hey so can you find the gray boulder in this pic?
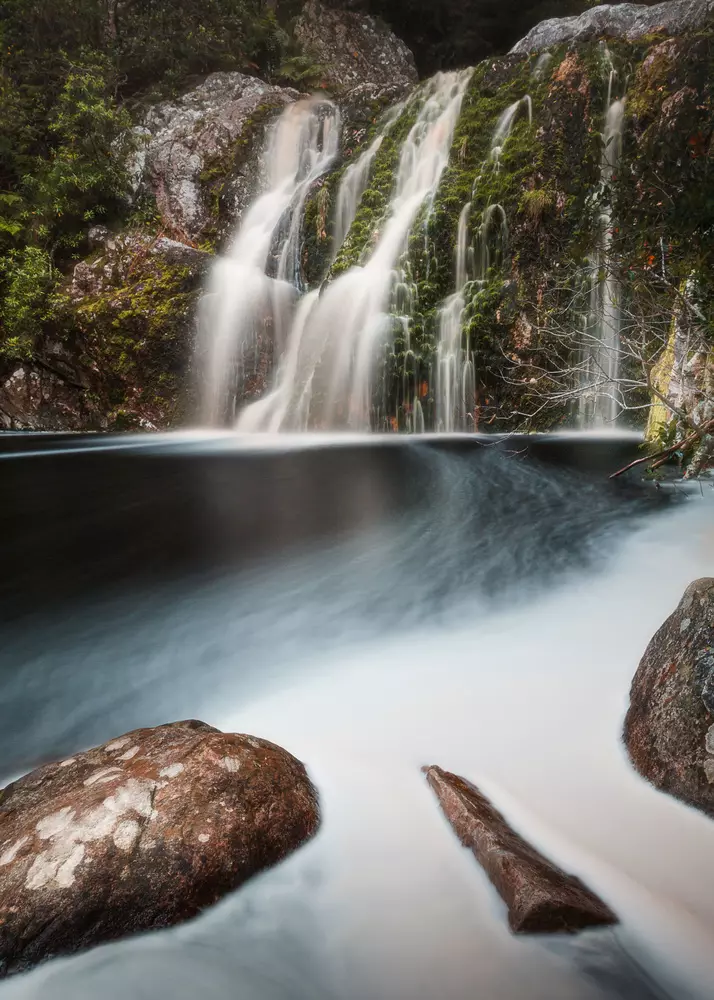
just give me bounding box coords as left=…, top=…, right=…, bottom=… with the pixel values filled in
left=137, top=73, right=301, bottom=240
left=624, top=578, right=714, bottom=817
left=511, top=0, right=714, bottom=54
left=295, top=0, right=417, bottom=97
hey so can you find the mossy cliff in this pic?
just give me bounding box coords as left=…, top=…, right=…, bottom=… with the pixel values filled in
left=298, top=23, right=713, bottom=439
left=3, top=2, right=712, bottom=442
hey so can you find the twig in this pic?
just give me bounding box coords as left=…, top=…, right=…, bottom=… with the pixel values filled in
left=609, top=418, right=714, bottom=479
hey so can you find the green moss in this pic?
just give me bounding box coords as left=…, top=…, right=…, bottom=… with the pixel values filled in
left=66, top=251, right=201, bottom=428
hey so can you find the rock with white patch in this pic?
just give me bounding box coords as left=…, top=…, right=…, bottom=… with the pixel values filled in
left=624, top=578, right=714, bottom=817
left=0, top=720, right=319, bottom=978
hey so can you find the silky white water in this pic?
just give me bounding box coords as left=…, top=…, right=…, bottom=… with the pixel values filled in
left=1, top=446, right=713, bottom=1000
left=239, top=71, right=473, bottom=432
left=434, top=93, right=523, bottom=432
left=198, top=98, right=340, bottom=424
left=580, top=58, right=625, bottom=428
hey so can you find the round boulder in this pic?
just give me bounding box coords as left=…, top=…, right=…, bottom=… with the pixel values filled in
left=624, top=578, right=714, bottom=817
left=0, top=720, right=319, bottom=977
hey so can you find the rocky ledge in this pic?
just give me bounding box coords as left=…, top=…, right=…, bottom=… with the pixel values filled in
left=424, top=766, right=617, bottom=933
left=511, top=0, right=714, bottom=54
left=624, top=578, right=714, bottom=817
left=0, top=720, right=319, bottom=977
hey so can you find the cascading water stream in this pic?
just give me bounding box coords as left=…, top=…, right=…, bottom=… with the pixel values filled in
left=197, top=98, right=340, bottom=424
left=434, top=97, right=525, bottom=432
left=239, top=71, right=473, bottom=432
left=333, top=103, right=404, bottom=254
left=490, top=95, right=532, bottom=169
left=579, top=56, right=625, bottom=428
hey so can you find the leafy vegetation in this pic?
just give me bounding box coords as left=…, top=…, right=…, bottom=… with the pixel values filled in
left=0, top=0, right=289, bottom=360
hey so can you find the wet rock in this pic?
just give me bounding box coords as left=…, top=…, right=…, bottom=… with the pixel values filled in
left=423, top=766, right=617, bottom=933
left=295, top=0, right=417, bottom=98
left=511, top=0, right=714, bottom=55
left=0, top=720, right=319, bottom=977
left=624, top=578, right=714, bottom=817
left=137, top=73, right=301, bottom=240
left=0, top=363, right=88, bottom=432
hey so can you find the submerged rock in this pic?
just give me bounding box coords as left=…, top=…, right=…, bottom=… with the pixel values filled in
left=511, top=0, right=714, bottom=54
left=423, top=766, right=617, bottom=933
left=0, top=720, right=319, bottom=978
left=624, top=578, right=714, bottom=817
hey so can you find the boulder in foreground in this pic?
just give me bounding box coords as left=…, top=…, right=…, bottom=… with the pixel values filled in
left=624, top=578, right=714, bottom=818
left=423, top=765, right=617, bottom=934
left=0, top=720, right=319, bottom=977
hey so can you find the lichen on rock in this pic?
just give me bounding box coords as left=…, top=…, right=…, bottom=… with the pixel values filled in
left=0, top=720, right=320, bottom=978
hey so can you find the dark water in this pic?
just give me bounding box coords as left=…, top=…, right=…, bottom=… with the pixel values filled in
left=0, top=432, right=712, bottom=1000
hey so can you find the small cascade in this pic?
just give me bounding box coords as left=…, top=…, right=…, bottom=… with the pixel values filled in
left=435, top=203, right=471, bottom=432
left=239, top=70, right=473, bottom=432
left=579, top=54, right=625, bottom=428
left=434, top=92, right=528, bottom=432
left=532, top=52, right=553, bottom=80
left=490, top=95, right=532, bottom=168
left=333, top=103, right=404, bottom=253
left=198, top=97, right=340, bottom=424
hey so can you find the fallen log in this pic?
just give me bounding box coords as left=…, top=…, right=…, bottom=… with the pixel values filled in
left=423, top=765, right=617, bottom=934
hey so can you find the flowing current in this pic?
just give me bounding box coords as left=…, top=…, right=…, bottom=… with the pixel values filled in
left=1, top=435, right=713, bottom=1000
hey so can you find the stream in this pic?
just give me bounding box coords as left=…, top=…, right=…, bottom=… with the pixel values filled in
left=1, top=432, right=713, bottom=1000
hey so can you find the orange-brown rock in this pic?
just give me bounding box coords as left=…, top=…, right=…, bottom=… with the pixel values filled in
left=423, top=765, right=617, bottom=934
left=0, top=720, right=319, bottom=977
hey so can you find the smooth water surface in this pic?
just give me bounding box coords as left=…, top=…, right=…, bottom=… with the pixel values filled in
left=0, top=433, right=712, bottom=1000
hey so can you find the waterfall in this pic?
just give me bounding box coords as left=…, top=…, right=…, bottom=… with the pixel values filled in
left=197, top=97, right=340, bottom=425
left=333, top=103, right=404, bottom=253
left=579, top=63, right=625, bottom=428
left=239, top=70, right=473, bottom=432
left=490, top=95, right=532, bottom=169
left=434, top=94, right=526, bottom=432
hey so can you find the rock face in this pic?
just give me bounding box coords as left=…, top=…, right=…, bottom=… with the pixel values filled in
left=295, top=0, right=417, bottom=98
left=0, top=231, right=211, bottom=432
left=423, top=766, right=617, bottom=933
left=624, top=579, right=714, bottom=817
left=137, top=73, right=302, bottom=241
left=0, top=720, right=319, bottom=977
left=511, top=0, right=714, bottom=54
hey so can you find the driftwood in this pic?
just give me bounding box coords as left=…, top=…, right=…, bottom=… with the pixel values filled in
left=423, top=766, right=617, bottom=934
left=609, top=417, right=714, bottom=480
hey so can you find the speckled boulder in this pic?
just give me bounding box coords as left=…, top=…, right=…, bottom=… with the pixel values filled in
left=0, top=720, right=319, bottom=978
left=625, top=578, right=714, bottom=817
left=136, top=73, right=301, bottom=240
left=511, top=0, right=714, bottom=54
left=295, top=0, right=417, bottom=98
